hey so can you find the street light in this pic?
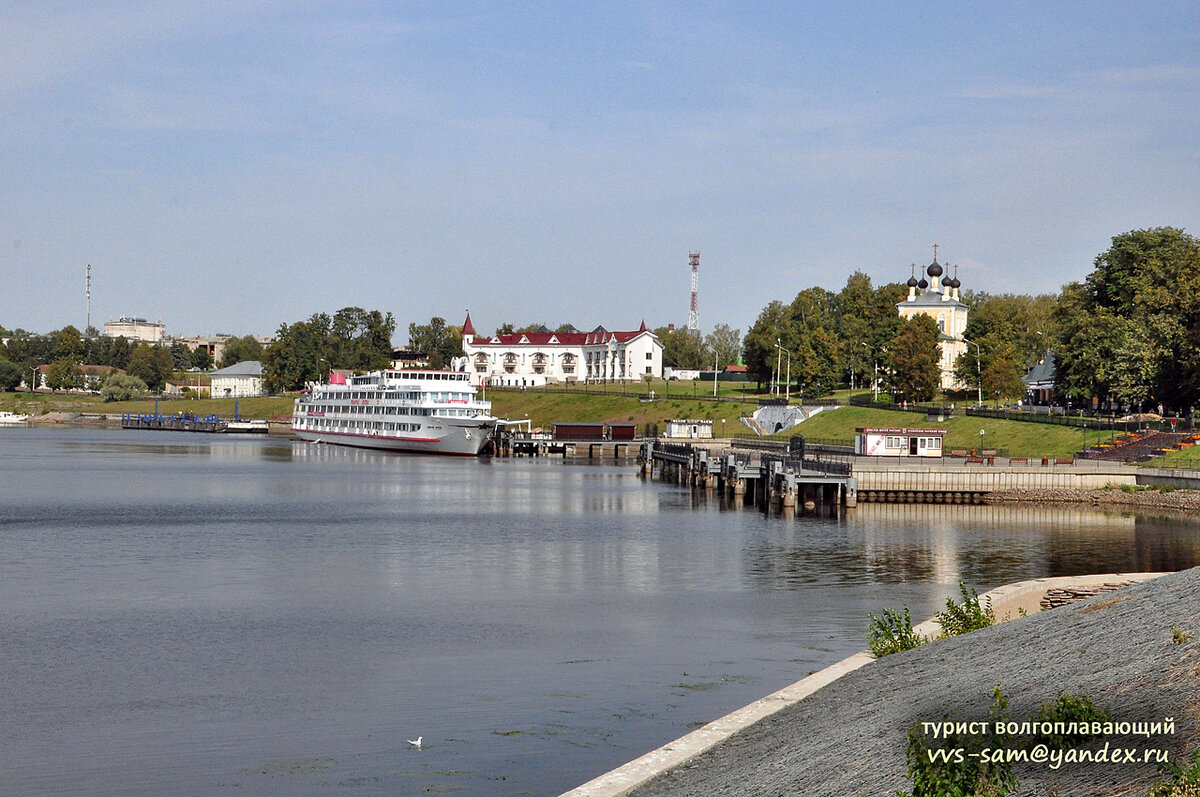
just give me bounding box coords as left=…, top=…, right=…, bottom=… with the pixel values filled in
left=775, top=341, right=792, bottom=402
left=979, top=428, right=985, bottom=455
left=774, top=338, right=782, bottom=396
left=961, top=337, right=982, bottom=408
left=862, top=343, right=880, bottom=402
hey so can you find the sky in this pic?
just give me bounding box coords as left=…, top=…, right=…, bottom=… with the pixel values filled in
left=3, top=1, right=1198, bottom=342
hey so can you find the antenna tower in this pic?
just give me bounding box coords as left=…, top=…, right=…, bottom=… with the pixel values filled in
left=86, top=264, right=92, bottom=333
left=687, top=251, right=700, bottom=339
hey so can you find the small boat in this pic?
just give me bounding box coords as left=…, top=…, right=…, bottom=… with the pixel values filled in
left=0, top=411, right=30, bottom=424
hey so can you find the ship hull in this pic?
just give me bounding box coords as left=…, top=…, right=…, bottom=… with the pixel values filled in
left=293, top=418, right=496, bottom=456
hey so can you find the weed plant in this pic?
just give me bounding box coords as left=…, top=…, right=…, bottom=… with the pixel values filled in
left=935, top=582, right=996, bottom=638
left=1150, top=747, right=1200, bottom=796
left=1029, top=691, right=1110, bottom=750
left=865, top=606, right=925, bottom=658
left=900, top=685, right=1017, bottom=797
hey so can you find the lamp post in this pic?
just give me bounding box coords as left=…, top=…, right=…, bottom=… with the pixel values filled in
left=979, top=428, right=985, bottom=456
left=775, top=338, right=782, bottom=396
left=775, top=341, right=792, bottom=402
left=713, top=348, right=719, bottom=397
left=962, top=337, right=982, bottom=408
left=861, top=343, right=880, bottom=402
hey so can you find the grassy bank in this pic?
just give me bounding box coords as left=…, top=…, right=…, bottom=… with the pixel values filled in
left=7, top=384, right=1197, bottom=466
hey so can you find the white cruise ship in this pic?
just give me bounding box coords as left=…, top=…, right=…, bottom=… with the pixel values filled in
left=292, top=369, right=500, bottom=456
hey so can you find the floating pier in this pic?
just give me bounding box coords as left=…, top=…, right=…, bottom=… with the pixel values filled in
left=122, top=412, right=228, bottom=433
left=639, top=439, right=857, bottom=513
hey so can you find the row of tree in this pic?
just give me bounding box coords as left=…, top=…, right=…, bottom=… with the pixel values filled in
left=6, top=228, right=1196, bottom=412
left=734, top=227, right=1199, bottom=413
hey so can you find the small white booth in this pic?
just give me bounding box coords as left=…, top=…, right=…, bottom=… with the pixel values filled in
left=855, top=427, right=946, bottom=458
left=666, top=419, right=713, bottom=439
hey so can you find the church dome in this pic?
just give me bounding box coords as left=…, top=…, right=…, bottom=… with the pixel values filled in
left=906, top=275, right=919, bottom=288
left=927, top=260, right=943, bottom=278
left=948, top=276, right=960, bottom=289
left=918, top=277, right=929, bottom=290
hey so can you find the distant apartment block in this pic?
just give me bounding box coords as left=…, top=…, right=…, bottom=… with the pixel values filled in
left=104, top=316, right=165, bottom=343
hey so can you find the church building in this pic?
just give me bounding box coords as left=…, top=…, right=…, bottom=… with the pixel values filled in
left=896, top=249, right=969, bottom=391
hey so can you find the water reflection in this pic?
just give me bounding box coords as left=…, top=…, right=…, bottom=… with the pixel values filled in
left=5, top=429, right=1200, bottom=797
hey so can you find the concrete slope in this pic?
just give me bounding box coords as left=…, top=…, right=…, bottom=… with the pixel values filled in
left=617, top=568, right=1200, bottom=797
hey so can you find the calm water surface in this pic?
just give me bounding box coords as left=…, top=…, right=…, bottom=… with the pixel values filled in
left=3, top=428, right=1199, bottom=796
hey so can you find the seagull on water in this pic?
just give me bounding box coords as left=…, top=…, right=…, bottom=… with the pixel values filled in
left=407, top=736, right=422, bottom=749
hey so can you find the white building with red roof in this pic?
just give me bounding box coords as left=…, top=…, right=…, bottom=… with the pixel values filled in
left=457, top=312, right=662, bottom=387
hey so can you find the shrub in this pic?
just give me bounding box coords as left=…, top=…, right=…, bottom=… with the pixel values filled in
left=1029, top=691, right=1109, bottom=750
left=1149, top=747, right=1200, bottom=796
left=935, top=582, right=995, bottom=638
left=865, top=606, right=925, bottom=658
left=901, top=685, right=1017, bottom=797
left=101, top=373, right=149, bottom=402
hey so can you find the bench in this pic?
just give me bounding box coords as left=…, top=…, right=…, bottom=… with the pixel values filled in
left=1010, top=457, right=1028, bottom=464
left=951, top=449, right=969, bottom=457
left=982, top=449, right=997, bottom=457
left=1056, top=458, right=1074, bottom=465
left=965, top=456, right=985, bottom=464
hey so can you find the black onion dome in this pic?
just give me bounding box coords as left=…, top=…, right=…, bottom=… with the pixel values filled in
left=918, top=277, right=929, bottom=290
left=906, top=276, right=919, bottom=288
left=949, top=276, right=960, bottom=289
left=927, top=260, right=943, bottom=277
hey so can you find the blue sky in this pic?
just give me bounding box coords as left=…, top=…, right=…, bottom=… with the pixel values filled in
left=3, top=1, right=1198, bottom=341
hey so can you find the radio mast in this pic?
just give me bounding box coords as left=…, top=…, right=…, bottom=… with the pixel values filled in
left=688, top=251, right=700, bottom=339
left=86, top=264, right=92, bottom=333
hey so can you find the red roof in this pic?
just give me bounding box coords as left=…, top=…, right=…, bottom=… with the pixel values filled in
left=462, top=311, right=476, bottom=337
left=467, top=329, right=652, bottom=347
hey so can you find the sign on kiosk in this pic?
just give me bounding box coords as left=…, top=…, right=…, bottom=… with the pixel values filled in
left=855, top=427, right=947, bottom=458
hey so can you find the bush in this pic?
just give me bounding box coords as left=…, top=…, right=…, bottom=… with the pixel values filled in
left=1150, top=746, right=1200, bottom=796
left=0, top=359, right=21, bottom=391
left=101, top=373, right=149, bottom=402
left=935, top=582, right=996, bottom=638
left=865, top=606, right=925, bottom=658
left=902, top=685, right=1017, bottom=797
left=1029, top=691, right=1109, bottom=750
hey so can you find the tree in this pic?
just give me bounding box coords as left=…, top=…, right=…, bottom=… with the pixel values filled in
left=52, top=326, right=85, bottom=363
left=127, top=344, right=174, bottom=392
left=654, top=326, right=706, bottom=369
left=703, top=324, right=742, bottom=369
left=263, top=313, right=332, bottom=393
left=220, top=335, right=264, bottom=368
left=887, top=315, right=941, bottom=402
left=101, top=372, right=149, bottom=402
left=45, top=358, right=82, bottom=392
left=330, top=307, right=395, bottom=371
left=189, top=347, right=214, bottom=370
left=1055, top=228, right=1200, bottom=412
left=0, top=360, right=21, bottom=391
left=407, top=317, right=461, bottom=369
left=743, top=300, right=790, bottom=389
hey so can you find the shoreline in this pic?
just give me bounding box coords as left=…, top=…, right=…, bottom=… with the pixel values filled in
left=562, top=572, right=1169, bottom=797
left=985, top=485, right=1200, bottom=512
left=13, top=421, right=1200, bottom=510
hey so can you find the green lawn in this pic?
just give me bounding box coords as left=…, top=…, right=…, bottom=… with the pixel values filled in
left=770, top=404, right=1110, bottom=460
left=1, top=391, right=297, bottom=421
left=7, top=384, right=1195, bottom=465
left=1146, top=444, right=1200, bottom=469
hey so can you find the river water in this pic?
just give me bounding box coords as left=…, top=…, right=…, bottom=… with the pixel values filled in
left=2, top=428, right=1199, bottom=796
